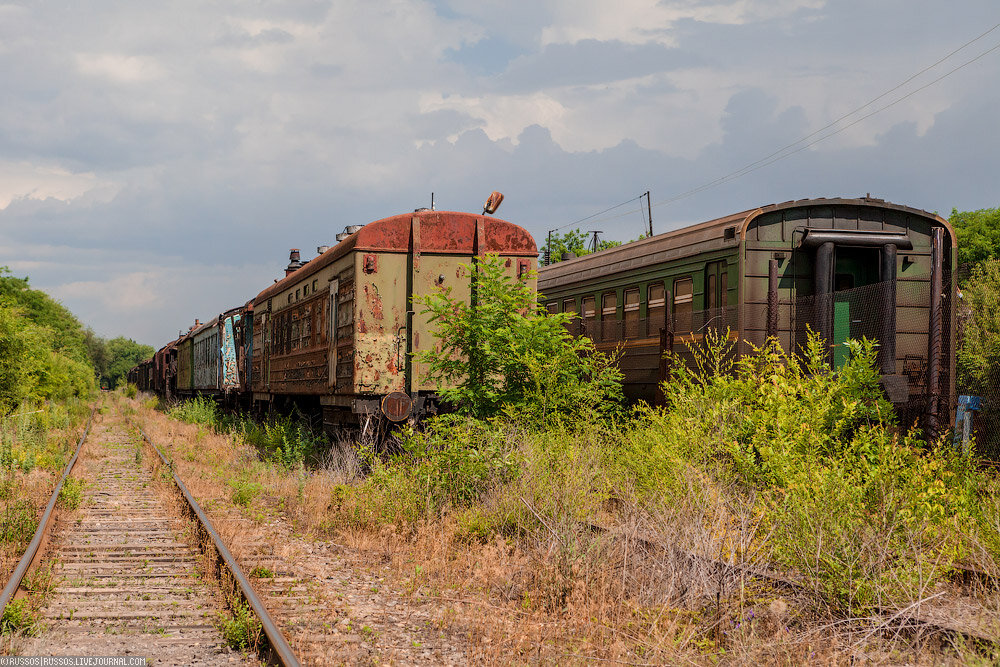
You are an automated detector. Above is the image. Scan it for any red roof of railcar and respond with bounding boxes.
[253,210,537,306]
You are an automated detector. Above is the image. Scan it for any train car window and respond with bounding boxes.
[705,261,728,313]
[624,289,640,338]
[582,296,596,320]
[673,278,693,331]
[602,292,617,318]
[287,294,293,304]
[312,279,318,292]
[546,302,558,314]
[647,283,665,330]
[302,306,312,349]
[296,288,301,301]
[563,299,577,315]
[601,292,618,341]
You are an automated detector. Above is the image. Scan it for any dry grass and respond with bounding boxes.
[124,393,999,665]
[0,401,99,586]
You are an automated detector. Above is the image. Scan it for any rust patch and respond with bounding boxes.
[364,284,384,321]
[387,357,398,375]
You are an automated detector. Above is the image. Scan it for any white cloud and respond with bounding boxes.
[0,0,994,345]
[540,0,826,46]
[75,53,166,83]
[420,91,567,144]
[51,271,168,312]
[0,162,119,209]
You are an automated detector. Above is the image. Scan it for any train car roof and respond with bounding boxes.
[538,196,949,287]
[253,210,537,306]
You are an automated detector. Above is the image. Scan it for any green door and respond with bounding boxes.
[832,248,880,367]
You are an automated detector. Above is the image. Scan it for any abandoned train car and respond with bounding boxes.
[249,209,537,432]
[537,197,957,432]
[130,204,538,431]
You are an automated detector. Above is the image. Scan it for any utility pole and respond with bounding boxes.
[644,191,653,237]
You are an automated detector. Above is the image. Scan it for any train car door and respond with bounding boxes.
[832,247,880,367]
[704,261,728,331]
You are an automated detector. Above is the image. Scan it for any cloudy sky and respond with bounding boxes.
[1,0,998,346]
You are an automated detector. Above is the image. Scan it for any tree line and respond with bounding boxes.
[0,267,153,414]
[950,207,1000,444]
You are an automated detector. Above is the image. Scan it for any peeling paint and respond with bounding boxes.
[364,284,384,321]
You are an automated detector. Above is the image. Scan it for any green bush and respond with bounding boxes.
[228,474,264,507]
[58,477,85,510]
[416,253,623,425]
[0,302,95,416]
[233,414,322,469]
[168,396,220,427]
[216,600,261,652]
[606,329,986,611]
[1,498,38,547]
[0,598,37,635]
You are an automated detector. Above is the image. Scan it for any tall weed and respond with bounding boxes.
[167,396,220,427]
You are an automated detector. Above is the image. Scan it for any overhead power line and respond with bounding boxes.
[550,194,643,233]
[654,34,1000,210]
[557,21,1000,233]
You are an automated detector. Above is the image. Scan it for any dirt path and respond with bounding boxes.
[17,412,257,665]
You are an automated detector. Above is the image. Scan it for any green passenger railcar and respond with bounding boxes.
[538,197,956,432]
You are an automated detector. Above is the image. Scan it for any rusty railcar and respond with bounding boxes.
[250,209,537,430]
[152,337,180,398]
[191,317,221,394]
[128,358,154,391]
[538,197,957,432]
[175,334,194,395]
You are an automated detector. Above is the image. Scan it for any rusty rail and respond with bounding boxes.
[0,403,96,615]
[589,520,999,648]
[135,425,300,667]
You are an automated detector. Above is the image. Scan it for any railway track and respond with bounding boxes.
[0,403,299,665]
[593,520,1000,650]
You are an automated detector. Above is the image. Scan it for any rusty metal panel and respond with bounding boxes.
[335,273,355,394]
[261,248,355,396]
[353,252,407,395]
[193,319,220,392]
[412,255,474,392]
[251,308,267,393]
[268,293,332,395]
[176,338,193,391]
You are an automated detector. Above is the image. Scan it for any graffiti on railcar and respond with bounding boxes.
[221,314,241,388]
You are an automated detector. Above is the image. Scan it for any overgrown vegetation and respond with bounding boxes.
[952,207,1000,457]
[166,396,323,470]
[957,259,1000,399]
[951,206,1000,270]
[136,249,1000,662]
[215,600,261,652]
[416,255,623,423]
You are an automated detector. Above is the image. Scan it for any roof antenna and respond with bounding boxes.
[431,192,435,211]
